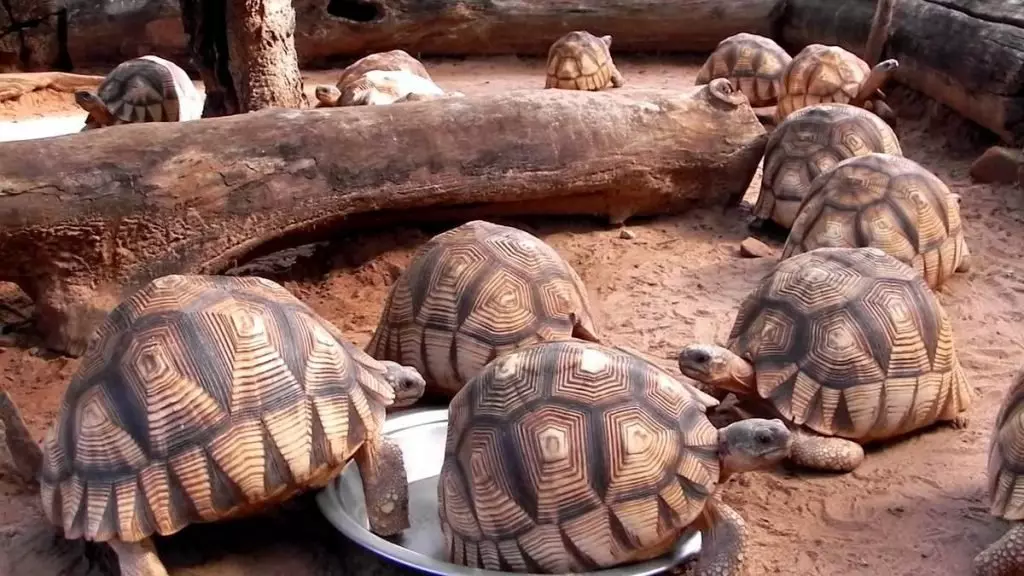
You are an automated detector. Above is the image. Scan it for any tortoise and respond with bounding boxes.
[544,30,625,91]
[753,103,903,232]
[782,152,971,290]
[315,49,432,107]
[974,367,1024,576]
[677,247,973,473]
[325,69,458,106]
[774,44,899,126]
[695,32,793,108]
[366,220,600,399]
[76,55,204,130]
[24,274,426,576]
[438,339,792,574]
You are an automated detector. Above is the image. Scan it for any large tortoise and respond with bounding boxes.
[677,247,973,473]
[20,274,425,576]
[545,31,625,91]
[695,32,792,108]
[975,367,1024,576]
[782,152,971,290]
[366,220,599,399]
[438,339,792,574]
[315,49,433,107]
[775,44,898,126]
[75,55,203,130]
[753,103,903,231]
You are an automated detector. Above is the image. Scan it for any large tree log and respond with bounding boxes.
[0,83,766,357]
[780,0,1024,144]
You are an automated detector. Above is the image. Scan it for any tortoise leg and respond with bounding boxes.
[609,66,625,88]
[354,434,410,537]
[693,496,748,576]
[974,523,1024,576]
[107,538,169,576]
[788,429,864,473]
[0,390,42,485]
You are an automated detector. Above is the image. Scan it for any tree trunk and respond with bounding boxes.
[181,0,238,117]
[0,83,767,357]
[779,0,1024,144]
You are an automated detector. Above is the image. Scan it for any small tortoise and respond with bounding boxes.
[695,32,793,108]
[76,55,203,130]
[754,103,903,231]
[366,220,599,399]
[678,247,973,473]
[782,152,971,290]
[545,31,625,91]
[30,274,425,576]
[975,367,1024,576]
[775,44,898,126]
[438,339,792,574]
[315,49,432,107]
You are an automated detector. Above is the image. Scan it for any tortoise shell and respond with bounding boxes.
[38,274,402,543]
[82,55,202,129]
[438,339,720,571]
[366,220,599,397]
[756,103,903,229]
[726,247,972,443]
[775,44,872,123]
[695,32,792,107]
[335,49,432,91]
[782,153,970,289]
[986,367,1024,520]
[545,31,624,91]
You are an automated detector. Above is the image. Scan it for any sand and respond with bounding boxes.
[1,55,1022,576]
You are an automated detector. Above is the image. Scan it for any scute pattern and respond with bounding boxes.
[757,103,903,229]
[695,32,792,107]
[775,44,872,123]
[987,368,1024,521]
[367,220,599,397]
[83,55,199,129]
[39,274,396,543]
[545,31,620,91]
[783,153,970,289]
[439,340,719,572]
[727,247,972,442]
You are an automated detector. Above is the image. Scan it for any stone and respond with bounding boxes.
[969,146,1021,184]
[740,237,773,258]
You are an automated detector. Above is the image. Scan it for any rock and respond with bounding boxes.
[619,228,636,239]
[740,237,774,258]
[969,146,1022,184]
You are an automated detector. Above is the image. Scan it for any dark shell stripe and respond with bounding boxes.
[988,368,1024,520]
[782,153,968,289]
[40,275,390,543]
[95,58,183,125]
[757,104,902,228]
[546,32,613,90]
[727,248,970,442]
[696,33,791,106]
[439,340,718,572]
[367,220,598,396]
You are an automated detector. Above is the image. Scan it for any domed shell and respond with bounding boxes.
[775,44,871,122]
[695,32,793,107]
[986,368,1024,520]
[438,339,720,572]
[38,274,400,544]
[756,103,903,229]
[545,31,620,90]
[82,55,201,129]
[366,220,599,398]
[726,247,972,443]
[336,49,432,90]
[782,153,970,289]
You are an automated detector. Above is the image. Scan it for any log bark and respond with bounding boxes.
[780,0,1024,144]
[226,0,305,111]
[0,83,766,357]
[0,71,103,102]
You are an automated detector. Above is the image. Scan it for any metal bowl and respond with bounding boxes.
[316,407,702,575]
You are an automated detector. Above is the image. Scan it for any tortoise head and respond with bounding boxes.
[600,34,612,48]
[717,418,792,478]
[677,343,756,395]
[378,360,426,407]
[314,84,343,107]
[853,58,899,106]
[74,90,115,127]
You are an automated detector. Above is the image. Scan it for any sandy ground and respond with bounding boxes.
[1,56,1022,576]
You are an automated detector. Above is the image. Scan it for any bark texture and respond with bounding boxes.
[0,71,102,102]
[226,0,305,111]
[780,0,1024,144]
[0,84,766,357]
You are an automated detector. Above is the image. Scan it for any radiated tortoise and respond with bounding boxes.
[366,220,599,399]
[438,339,792,574]
[545,31,624,91]
[315,49,432,107]
[695,32,792,107]
[33,274,426,576]
[677,247,973,473]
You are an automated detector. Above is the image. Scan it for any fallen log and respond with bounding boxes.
[0,71,104,102]
[779,0,1024,144]
[0,82,767,357]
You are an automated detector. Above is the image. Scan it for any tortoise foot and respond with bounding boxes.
[108,538,169,576]
[694,497,747,576]
[356,435,411,537]
[789,430,864,473]
[974,523,1024,576]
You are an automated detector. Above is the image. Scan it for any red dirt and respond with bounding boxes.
[1,56,1022,576]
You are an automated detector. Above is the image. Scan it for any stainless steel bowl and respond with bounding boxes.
[316,407,702,575]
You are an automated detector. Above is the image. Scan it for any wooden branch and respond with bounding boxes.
[0,72,103,102]
[0,390,41,486]
[0,83,767,357]
[780,0,1024,144]
[863,0,896,66]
